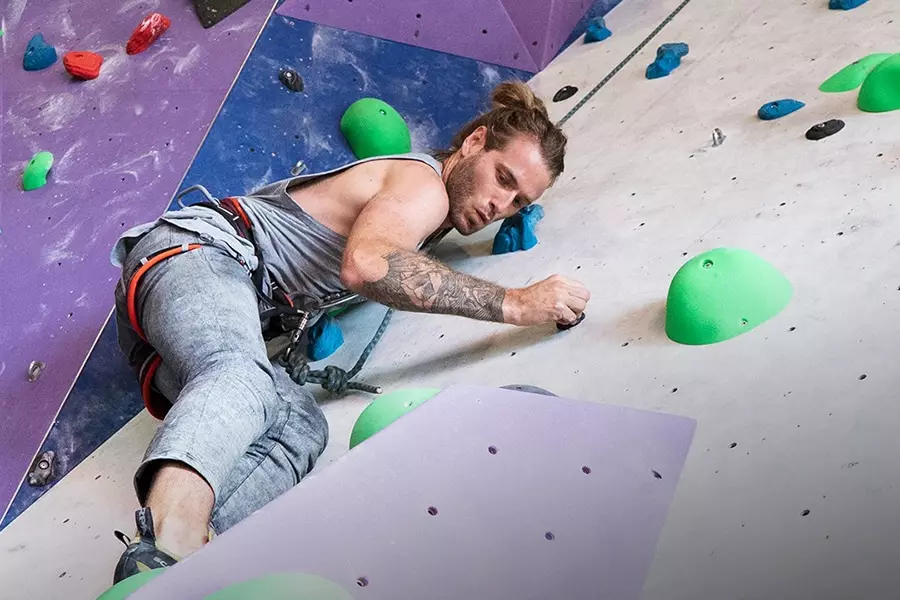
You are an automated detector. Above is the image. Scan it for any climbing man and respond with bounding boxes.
[110,81,590,581]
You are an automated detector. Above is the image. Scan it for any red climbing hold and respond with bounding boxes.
[126,12,171,55]
[63,51,103,80]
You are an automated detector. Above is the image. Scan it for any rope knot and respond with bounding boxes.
[321,365,350,394]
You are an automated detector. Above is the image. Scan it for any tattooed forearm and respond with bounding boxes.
[361,249,506,322]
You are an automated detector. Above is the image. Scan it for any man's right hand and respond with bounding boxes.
[503,275,591,327]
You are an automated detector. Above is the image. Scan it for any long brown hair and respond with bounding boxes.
[435,81,567,182]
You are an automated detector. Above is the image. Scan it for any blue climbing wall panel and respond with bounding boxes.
[1,0,623,529]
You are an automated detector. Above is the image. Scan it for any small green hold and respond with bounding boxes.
[22,151,54,191]
[340,98,411,159]
[858,53,900,113]
[820,53,893,93]
[204,573,355,600]
[665,248,792,345]
[96,570,164,600]
[349,388,440,448]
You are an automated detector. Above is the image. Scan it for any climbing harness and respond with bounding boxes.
[556,0,694,127]
[126,184,448,419]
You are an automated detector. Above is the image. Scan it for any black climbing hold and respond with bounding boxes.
[553,85,578,102]
[557,312,586,331]
[193,0,251,28]
[279,68,304,92]
[500,384,557,397]
[805,119,845,141]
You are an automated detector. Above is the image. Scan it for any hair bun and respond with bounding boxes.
[491,81,549,118]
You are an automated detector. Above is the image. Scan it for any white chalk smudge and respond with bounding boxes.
[173,44,202,75]
[311,27,372,91]
[134,105,144,116]
[246,166,274,195]
[36,93,88,132]
[409,117,441,154]
[74,291,89,307]
[479,64,502,87]
[5,0,27,29]
[43,227,78,265]
[118,0,159,14]
[59,11,76,38]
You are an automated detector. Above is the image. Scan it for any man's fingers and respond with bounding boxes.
[567,295,588,313]
[556,304,578,324]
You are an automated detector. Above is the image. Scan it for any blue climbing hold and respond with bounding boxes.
[584,17,612,43]
[492,204,545,255]
[828,0,868,9]
[646,42,689,80]
[23,33,57,71]
[757,99,805,120]
[307,315,344,362]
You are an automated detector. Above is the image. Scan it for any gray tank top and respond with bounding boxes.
[240,152,442,303]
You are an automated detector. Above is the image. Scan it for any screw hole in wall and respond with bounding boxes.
[544,532,555,541]
[652,469,663,479]
[356,577,368,587]
[729,442,738,449]
[859,374,867,380]
[427,506,438,516]
[581,466,591,474]
[487,445,498,455]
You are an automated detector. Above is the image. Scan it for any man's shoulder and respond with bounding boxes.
[381,156,446,198]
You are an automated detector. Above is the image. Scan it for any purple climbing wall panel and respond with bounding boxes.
[277,0,594,72]
[0,0,274,519]
[133,386,696,600]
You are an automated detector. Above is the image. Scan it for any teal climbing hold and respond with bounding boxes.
[340,98,411,159]
[757,99,805,120]
[584,17,612,43]
[96,570,165,600]
[307,315,344,361]
[23,33,57,71]
[492,204,544,254]
[203,573,354,600]
[22,151,54,191]
[829,0,868,9]
[665,248,792,345]
[349,388,441,448]
[646,43,689,79]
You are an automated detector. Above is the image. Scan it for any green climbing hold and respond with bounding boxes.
[820,53,893,93]
[858,53,900,113]
[665,248,792,345]
[340,98,411,159]
[204,573,354,600]
[96,570,165,600]
[349,388,440,448]
[22,151,54,191]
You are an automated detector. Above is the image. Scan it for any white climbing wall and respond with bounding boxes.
[3,0,900,598]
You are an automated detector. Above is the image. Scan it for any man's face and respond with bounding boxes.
[445,128,553,235]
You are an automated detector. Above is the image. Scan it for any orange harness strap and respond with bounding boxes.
[125,243,202,418]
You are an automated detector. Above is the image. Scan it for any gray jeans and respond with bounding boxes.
[114,223,328,533]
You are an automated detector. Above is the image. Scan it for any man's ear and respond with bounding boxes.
[460,125,487,157]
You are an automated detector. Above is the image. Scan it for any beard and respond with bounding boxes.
[445,154,479,235]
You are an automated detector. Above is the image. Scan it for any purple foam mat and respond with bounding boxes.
[277,0,539,72]
[133,385,696,600]
[0,0,274,519]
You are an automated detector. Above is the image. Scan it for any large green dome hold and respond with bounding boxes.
[349,388,441,449]
[96,570,165,600]
[340,98,412,159]
[665,248,792,345]
[819,53,893,93]
[204,573,355,600]
[858,53,900,113]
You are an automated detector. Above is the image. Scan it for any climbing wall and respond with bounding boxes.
[277,0,620,72]
[0,0,275,522]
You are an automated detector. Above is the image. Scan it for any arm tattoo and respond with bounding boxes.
[361,249,506,322]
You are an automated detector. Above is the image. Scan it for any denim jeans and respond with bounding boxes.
[114,222,328,533]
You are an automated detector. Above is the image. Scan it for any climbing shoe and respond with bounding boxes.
[112,507,179,584]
